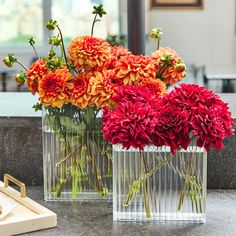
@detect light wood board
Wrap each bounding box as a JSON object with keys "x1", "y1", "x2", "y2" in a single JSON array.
[{"x1": 0, "y1": 181, "x2": 57, "y2": 236}]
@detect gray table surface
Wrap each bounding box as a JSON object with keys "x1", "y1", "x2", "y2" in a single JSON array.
[{"x1": 20, "y1": 187, "x2": 236, "y2": 236}]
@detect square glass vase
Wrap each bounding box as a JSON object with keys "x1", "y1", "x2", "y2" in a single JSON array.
[
  {"x1": 42, "y1": 105, "x2": 112, "y2": 201},
  {"x1": 113, "y1": 143, "x2": 207, "y2": 222}
]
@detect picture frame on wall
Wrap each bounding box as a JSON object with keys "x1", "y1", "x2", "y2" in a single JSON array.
[{"x1": 150, "y1": 0, "x2": 204, "y2": 10}]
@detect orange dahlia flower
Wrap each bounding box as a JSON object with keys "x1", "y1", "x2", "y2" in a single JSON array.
[
  {"x1": 108, "y1": 46, "x2": 131, "y2": 69},
  {"x1": 161, "y1": 66, "x2": 186, "y2": 85},
  {"x1": 38, "y1": 68, "x2": 73, "y2": 108},
  {"x1": 69, "y1": 74, "x2": 93, "y2": 109},
  {"x1": 140, "y1": 78, "x2": 168, "y2": 98},
  {"x1": 115, "y1": 54, "x2": 156, "y2": 85},
  {"x1": 68, "y1": 36, "x2": 111, "y2": 71},
  {"x1": 152, "y1": 47, "x2": 186, "y2": 85},
  {"x1": 26, "y1": 59, "x2": 48, "y2": 95},
  {"x1": 89, "y1": 70, "x2": 117, "y2": 108}
]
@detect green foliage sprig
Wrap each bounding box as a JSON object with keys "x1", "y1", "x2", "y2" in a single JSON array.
[{"x1": 91, "y1": 4, "x2": 106, "y2": 36}]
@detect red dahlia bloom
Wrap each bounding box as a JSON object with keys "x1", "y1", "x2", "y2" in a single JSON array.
[
  {"x1": 111, "y1": 85, "x2": 158, "y2": 108},
  {"x1": 102, "y1": 101, "x2": 156, "y2": 150},
  {"x1": 162, "y1": 83, "x2": 234, "y2": 151},
  {"x1": 151, "y1": 106, "x2": 190, "y2": 154},
  {"x1": 190, "y1": 105, "x2": 226, "y2": 151}
]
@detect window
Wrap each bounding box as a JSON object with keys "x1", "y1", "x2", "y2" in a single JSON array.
[
  {"x1": 0, "y1": 0, "x2": 119, "y2": 49},
  {"x1": 0, "y1": 0, "x2": 43, "y2": 47},
  {"x1": 51, "y1": 0, "x2": 119, "y2": 44}
]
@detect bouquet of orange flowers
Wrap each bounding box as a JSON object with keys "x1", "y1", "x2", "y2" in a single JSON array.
[{"x1": 3, "y1": 4, "x2": 186, "y2": 200}]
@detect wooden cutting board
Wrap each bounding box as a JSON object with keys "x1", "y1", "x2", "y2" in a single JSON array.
[{"x1": 0, "y1": 174, "x2": 57, "y2": 236}]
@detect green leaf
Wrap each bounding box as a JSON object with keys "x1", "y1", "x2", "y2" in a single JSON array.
[
  {"x1": 59, "y1": 116, "x2": 86, "y2": 133},
  {"x1": 33, "y1": 103, "x2": 42, "y2": 112}
]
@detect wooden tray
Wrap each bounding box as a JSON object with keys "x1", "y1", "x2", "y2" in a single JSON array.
[{"x1": 0, "y1": 174, "x2": 57, "y2": 236}]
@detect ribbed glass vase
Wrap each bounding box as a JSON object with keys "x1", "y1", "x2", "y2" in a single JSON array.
[
  {"x1": 43, "y1": 104, "x2": 112, "y2": 201},
  {"x1": 113, "y1": 142, "x2": 207, "y2": 222}
]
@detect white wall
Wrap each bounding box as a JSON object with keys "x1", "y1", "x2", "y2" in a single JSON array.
[
  {"x1": 120, "y1": 0, "x2": 236, "y2": 67},
  {"x1": 147, "y1": 0, "x2": 235, "y2": 66}
]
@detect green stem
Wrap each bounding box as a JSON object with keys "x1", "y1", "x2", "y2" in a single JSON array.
[
  {"x1": 86, "y1": 134, "x2": 106, "y2": 195},
  {"x1": 123, "y1": 155, "x2": 174, "y2": 206},
  {"x1": 56, "y1": 25, "x2": 69, "y2": 69},
  {"x1": 177, "y1": 151, "x2": 204, "y2": 213},
  {"x1": 31, "y1": 45, "x2": 39, "y2": 59},
  {"x1": 16, "y1": 61, "x2": 28, "y2": 71},
  {"x1": 142, "y1": 154, "x2": 151, "y2": 218},
  {"x1": 91, "y1": 13, "x2": 98, "y2": 36},
  {"x1": 157, "y1": 39, "x2": 160, "y2": 50},
  {"x1": 54, "y1": 162, "x2": 67, "y2": 197},
  {"x1": 143, "y1": 182, "x2": 151, "y2": 218},
  {"x1": 71, "y1": 153, "x2": 80, "y2": 198}
]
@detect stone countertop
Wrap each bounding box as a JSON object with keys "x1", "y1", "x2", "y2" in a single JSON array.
[{"x1": 20, "y1": 187, "x2": 236, "y2": 236}]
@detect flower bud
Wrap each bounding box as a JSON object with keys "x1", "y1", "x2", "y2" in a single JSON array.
[
  {"x1": 46, "y1": 20, "x2": 57, "y2": 30},
  {"x1": 15, "y1": 73, "x2": 26, "y2": 85},
  {"x1": 175, "y1": 64, "x2": 186, "y2": 73},
  {"x1": 3, "y1": 57, "x2": 12, "y2": 67},
  {"x1": 150, "y1": 29, "x2": 158, "y2": 39},
  {"x1": 53, "y1": 36, "x2": 61, "y2": 46},
  {"x1": 48, "y1": 49, "x2": 56, "y2": 59},
  {"x1": 150, "y1": 27, "x2": 163, "y2": 40},
  {"x1": 28, "y1": 37, "x2": 36, "y2": 45},
  {"x1": 93, "y1": 4, "x2": 106, "y2": 17}
]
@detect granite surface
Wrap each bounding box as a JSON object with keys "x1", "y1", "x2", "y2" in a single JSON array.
[
  {"x1": 20, "y1": 187, "x2": 236, "y2": 236},
  {"x1": 0, "y1": 117, "x2": 43, "y2": 186},
  {"x1": 207, "y1": 122, "x2": 236, "y2": 188},
  {"x1": 0, "y1": 117, "x2": 236, "y2": 188}
]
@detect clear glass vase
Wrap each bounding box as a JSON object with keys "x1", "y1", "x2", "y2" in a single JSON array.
[
  {"x1": 113, "y1": 142, "x2": 207, "y2": 222},
  {"x1": 43, "y1": 104, "x2": 112, "y2": 201}
]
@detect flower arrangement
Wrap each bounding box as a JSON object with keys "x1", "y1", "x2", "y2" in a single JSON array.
[
  {"x1": 101, "y1": 29, "x2": 234, "y2": 218},
  {"x1": 103, "y1": 83, "x2": 234, "y2": 213},
  {"x1": 3, "y1": 4, "x2": 125, "y2": 199},
  {"x1": 2, "y1": 4, "x2": 184, "y2": 201},
  {"x1": 5, "y1": 3, "x2": 224, "y2": 211}
]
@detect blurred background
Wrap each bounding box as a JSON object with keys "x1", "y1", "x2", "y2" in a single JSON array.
[{"x1": 0, "y1": 0, "x2": 235, "y2": 93}]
